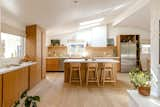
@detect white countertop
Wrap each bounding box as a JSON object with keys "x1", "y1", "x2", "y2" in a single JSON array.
[
  {"x1": 46, "y1": 57, "x2": 120, "y2": 59},
  {"x1": 127, "y1": 90, "x2": 160, "y2": 107},
  {"x1": 64, "y1": 59, "x2": 119, "y2": 63},
  {"x1": 0, "y1": 62, "x2": 37, "y2": 75}
]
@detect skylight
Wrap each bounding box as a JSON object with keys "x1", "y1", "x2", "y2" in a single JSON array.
[{"x1": 80, "y1": 18, "x2": 104, "y2": 26}]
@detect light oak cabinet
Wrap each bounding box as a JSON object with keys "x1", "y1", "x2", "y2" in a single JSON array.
[
  {"x1": 46, "y1": 58, "x2": 60, "y2": 71},
  {"x1": 0, "y1": 75, "x2": 2, "y2": 107},
  {"x1": 2, "y1": 67, "x2": 29, "y2": 107},
  {"x1": 29, "y1": 64, "x2": 41, "y2": 89},
  {"x1": 26, "y1": 25, "x2": 46, "y2": 79}
]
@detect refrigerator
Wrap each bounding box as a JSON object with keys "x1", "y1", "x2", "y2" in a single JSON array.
[{"x1": 121, "y1": 42, "x2": 137, "y2": 73}]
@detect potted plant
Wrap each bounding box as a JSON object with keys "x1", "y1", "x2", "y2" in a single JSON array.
[
  {"x1": 13, "y1": 90, "x2": 40, "y2": 107},
  {"x1": 129, "y1": 68, "x2": 151, "y2": 96}
]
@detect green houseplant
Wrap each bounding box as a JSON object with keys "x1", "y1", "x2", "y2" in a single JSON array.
[
  {"x1": 13, "y1": 90, "x2": 40, "y2": 107},
  {"x1": 129, "y1": 68, "x2": 151, "y2": 96}
]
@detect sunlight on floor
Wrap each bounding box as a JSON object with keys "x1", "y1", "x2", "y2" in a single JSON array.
[{"x1": 29, "y1": 72, "x2": 131, "y2": 107}]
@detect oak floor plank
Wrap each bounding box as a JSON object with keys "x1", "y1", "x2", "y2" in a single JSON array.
[{"x1": 29, "y1": 72, "x2": 130, "y2": 107}]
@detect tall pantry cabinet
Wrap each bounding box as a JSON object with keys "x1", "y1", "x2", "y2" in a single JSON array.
[{"x1": 26, "y1": 25, "x2": 46, "y2": 80}]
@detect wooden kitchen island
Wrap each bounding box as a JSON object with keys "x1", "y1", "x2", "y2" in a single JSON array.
[{"x1": 64, "y1": 59, "x2": 119, "y2": 83}]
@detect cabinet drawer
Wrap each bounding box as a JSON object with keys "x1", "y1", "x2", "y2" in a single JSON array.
[{"x1": 46, "y1": 59, "x2": 60, "y2": 71}]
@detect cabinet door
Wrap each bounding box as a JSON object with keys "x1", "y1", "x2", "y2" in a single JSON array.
[
  {"x1": 46, "y1": 59, "x2": 60, "y2": 71},
  {"x1": 29, "y1": 64, "x2": 41, "y2": 89},
  {"x1": 36, "y1": 28, "x2": 42, "y2": 79},
  {"x1": 3, "y1": 68, "x2": 29, "y2": 107},
  {"x1": 0, "y1": 75, "x2": 2, "y2": 107},
  {"x1": 41, "y1": 31, "x2": 46, "y2": 79}
]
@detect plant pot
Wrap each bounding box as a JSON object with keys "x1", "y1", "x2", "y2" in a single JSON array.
[{"x1": 138, "y1": 86, "x2": 151, "y2": 96}]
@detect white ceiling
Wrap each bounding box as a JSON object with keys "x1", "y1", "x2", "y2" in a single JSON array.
[
  {"x1": 1, "y1": 0, "x2": 139, "y2": 36},
  {"x1": 117, "y1": 4, "x2": 150, "y2": 31}
]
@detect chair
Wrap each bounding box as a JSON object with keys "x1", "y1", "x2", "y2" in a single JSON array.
[
  {"x1": 101, "y1": 63, "x2": 115, "y2": 86},
  {"x1": 69, "y1": 63, "x2": 82, "y2": 86},
  {"x1": 86, "y1": 63, "x2": 99, "y2": 86}
]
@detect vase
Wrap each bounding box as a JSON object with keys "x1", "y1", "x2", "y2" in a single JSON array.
[{"x1": 138, "y1": 86, "x2": 151, "y2": 96}]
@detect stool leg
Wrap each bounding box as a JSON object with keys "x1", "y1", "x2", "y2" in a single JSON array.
[
  {"x1": 95, "y1": 69, "x2": 99, "y2": 87},
  {"x1": 79, "y1": 69, "x2": 82, "y2": 86},
  {"x1": 100, "y1": 69, "x2": 103, "y2": 84},
  {"x1": 86, "y1": 69, "x2": 89, "y2": 86},
  {"x1": 102, "y1": 70, "x2": 106, "y2": 86},
  {"x1": 69, "y1": 70, "x2": 73, "y2": 84}
]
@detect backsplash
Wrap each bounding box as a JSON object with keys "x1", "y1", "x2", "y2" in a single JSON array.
[
  {"x1": 0, "y1": 58, "x2": 22, "y2": 68},
  {"x1": 47, "y1": 46, "x2": 117, "y2": 57}
]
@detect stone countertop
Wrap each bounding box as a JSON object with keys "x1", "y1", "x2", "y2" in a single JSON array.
[
  {"x1": 0, "y1": 62, "x2": 37, "y2": 75},
  {"x1": 64, "y1": 59, "x2": 119, "y2": 63},
  {"x1": 46, "y1": 56, "x2": 120, "y2": 59}
]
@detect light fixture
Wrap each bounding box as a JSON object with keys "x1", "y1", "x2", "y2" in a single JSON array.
[
  {"x1": 79, "y1": 23, "x2": 100, "y2": 30},
  {"x1": 73, "y1": 0, "x2": 79, "y2": 4},
  {"x1": 80, "y1": 18, "x2": 104, "y2": 26}
]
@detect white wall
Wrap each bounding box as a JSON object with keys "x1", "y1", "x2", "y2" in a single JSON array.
[
  {"x1": 150, "y1": 0, "x2": 160, "y2": 97},
  {"x1": 47, "y1": 24, "x2": 150, "y2": 46},
  {"x1": 107, "y1": 24, "x2": 150, "y2": 45},
  {"x1": 1, "y1": 9, "x2": 25, "y2": 36},
  {"x1": 47, "y1": 25, "x2": 107, "y2": 47}
]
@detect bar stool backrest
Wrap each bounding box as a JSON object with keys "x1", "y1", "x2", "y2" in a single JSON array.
[
  {"x1": 87, "y1": 63, "x2": 98, "y2": 68},
  {"x1": 103, "y1": 63, "x2": 113, "y2": 69},
  {"x1": 70, "y1": 63, "x2": 81, "y2": 68}
]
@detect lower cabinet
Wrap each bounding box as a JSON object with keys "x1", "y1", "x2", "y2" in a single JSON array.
[
  {"x1": 0, "y1": 75, "x2": 2, "y2": 107},
  {"x1": 29, "y1": 64, "x2": 41, "y2": 89},
  {"x1": 46, "y1": 58, "x2": 60, "y2": 71},
  {"x1": 3, "y1": 67, "x2": 29, "y2": 107},
  {"x1": 0, "y1": 63, "x2": 41, "y2": 107}
]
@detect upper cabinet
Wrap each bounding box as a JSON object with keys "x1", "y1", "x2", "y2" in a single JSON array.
[{"x1": 26, "y1": 25, "x2": 46, "y2": 79}]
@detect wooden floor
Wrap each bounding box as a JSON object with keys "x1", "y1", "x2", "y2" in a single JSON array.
[{"x1": 29, "y1": 72, "x2": 132, "y2": 107}]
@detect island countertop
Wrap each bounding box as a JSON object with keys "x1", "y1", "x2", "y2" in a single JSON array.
[
  {"x1": 64, "y1": 59, "x2": 120, "y2": 63},
  {"x1": 46, "y1": 56, "x2": 120, "y2": 59},
  {"x1": 64, "y1": 58, "x2": 119, "y2": 83},
  {"x1": 0, "y1": 62, "x2": 37, "y2": 75}
]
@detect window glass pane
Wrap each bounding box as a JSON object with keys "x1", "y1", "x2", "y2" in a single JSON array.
[
  {"x1": 141, "y1": 44, "x2": 150, "y2": 54},
  {"x1": 0, "y1": 33, "x2": 25, "y2": 58}
]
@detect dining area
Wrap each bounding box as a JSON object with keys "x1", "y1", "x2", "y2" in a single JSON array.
[{"x1": 64, "y1": 58, "x2": 119, "y2": 86}]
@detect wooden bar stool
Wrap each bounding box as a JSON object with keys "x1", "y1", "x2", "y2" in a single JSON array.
[
  {"x1": 101, "y1": 63, "x2": 114, "y2": 86},
  {"x1": 69, "y1": 63, "x2": 82, "y2": 86},
  {"x1": 86, "y1": 63, "x2": 99, "y2": 86}
]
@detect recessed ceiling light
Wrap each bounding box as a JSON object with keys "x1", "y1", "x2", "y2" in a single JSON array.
[{"x1": 80, "y1": 18, "x2": 104, "y2": 26}]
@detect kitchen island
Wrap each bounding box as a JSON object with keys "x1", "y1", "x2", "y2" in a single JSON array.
[{"x1": 64, "y1": 59, "x2": 119, "y2": 83}]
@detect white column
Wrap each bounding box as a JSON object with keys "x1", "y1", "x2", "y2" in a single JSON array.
[{"x1": 150, "y1": 0, "x2": 160, "y2": 97}]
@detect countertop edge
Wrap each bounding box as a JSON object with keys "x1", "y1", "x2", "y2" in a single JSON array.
[
  {"x1": 0, "y1": 62, "x2": 37, "y2": 75},
  {"x1": 46, "y1": 57, "x2": 120, "y2": 59}
]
